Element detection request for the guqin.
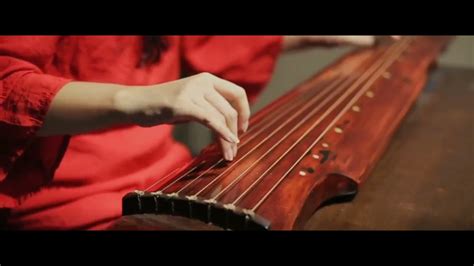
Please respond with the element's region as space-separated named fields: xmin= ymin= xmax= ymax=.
xmin=120 ymin=36 xmax=453 ymax=230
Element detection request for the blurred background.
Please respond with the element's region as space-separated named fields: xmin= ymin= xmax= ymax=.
xmin=174 ymin=36 xmax=474 ymax=155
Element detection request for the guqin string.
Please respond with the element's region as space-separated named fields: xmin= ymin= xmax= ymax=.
xmin=247 ymin=38 xmax=412 ymax=211
xmin=145 ymin=47 xmax=369 ymax=193
xmin=147 ymin=37 xmax=411 ymax=210
xmin=187 ymin=38 xmax=411 ymax=200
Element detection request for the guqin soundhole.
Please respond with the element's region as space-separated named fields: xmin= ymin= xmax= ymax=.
xmin=120 ymin=36 xmax=453 ymax=230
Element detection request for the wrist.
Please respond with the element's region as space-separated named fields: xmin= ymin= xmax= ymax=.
xmin=283 ymin=36 xmax=332 ymax=52
xmin=282 ymin=36 xmax=306 ymax=52
xmin=112 ymin=86 xmax=146 ymax=125
xmin=113 ymin=85 xmax=172 ymax=126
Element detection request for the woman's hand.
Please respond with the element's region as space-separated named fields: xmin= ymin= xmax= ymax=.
xmin=283 ymin=36 xmax=401 ymax=51
xmin=115 ymin=72 xmax=250 ymax=161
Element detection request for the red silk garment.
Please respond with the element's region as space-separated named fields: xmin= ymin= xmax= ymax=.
xmin=0 ymin=36 xmax=282 ymax=229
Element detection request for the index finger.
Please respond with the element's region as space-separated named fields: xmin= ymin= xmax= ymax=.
xmin=210 ymin=76 xmax=251 ymax=133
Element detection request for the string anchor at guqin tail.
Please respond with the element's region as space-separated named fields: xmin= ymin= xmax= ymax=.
xmin=122 ymin=190 xmax=272 ymax=230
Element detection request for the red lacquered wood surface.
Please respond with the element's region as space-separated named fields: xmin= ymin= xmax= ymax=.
xmin=115 ymin=36 xmax=454 ymax=230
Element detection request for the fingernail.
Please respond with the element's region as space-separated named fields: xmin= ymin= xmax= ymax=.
xmin=225 ymin=149 xmax=233 ymax=161
xmin=229 ymin=133 xmax=240 ymax=144
xmin=224 ymin=134 xmax=237 ymax=144
xmin=233 ymin=145 xmax=237 ymax=158
xmin=243 ymin=121 xmax=249 ymax=133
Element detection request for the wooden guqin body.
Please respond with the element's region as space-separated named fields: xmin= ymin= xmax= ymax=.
xmin=121 ymin=36 xmax=453 ymax=230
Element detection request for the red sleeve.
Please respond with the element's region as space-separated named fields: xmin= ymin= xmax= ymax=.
xmin=181 ymin=36 xmax=283 ymax=103
xmin=0 ymin=36 xmax=72 ymax=186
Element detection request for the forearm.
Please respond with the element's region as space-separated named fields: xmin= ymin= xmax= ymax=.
xmin=36 ymin=73 xmax=250 ymax=161
xmin=282 ymin=36 xmax=388 ymax=52
xmin=37 ymin=81 xmax=136 ymax=136
xmin=282 ymin=36 xmax=334 ymax=51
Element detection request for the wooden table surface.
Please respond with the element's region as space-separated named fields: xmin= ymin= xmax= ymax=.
xmin=304 ymin=66 xmax=474 ymax=230
xmin=111 ymin=65 xmax=474 ymax=230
